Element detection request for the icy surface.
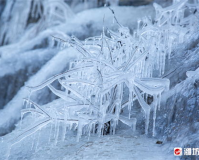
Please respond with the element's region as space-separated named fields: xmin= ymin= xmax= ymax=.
xmin=0 ymin=119 xmax=177 ymax=160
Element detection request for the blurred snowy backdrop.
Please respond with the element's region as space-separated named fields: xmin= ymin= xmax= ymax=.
xmin=0 ymin=0 xmax=199 ymax=160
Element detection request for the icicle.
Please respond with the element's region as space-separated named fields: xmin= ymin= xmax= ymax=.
xmin=54 ymin=119 xmax=58 ymax=139
xmin=77 ymin=122 xmax=83 ymax=142
xmin=31 ymin=133 xmax=36 ymax=150
xmin=145 ymin=109 xmax=150 ymax=135
xmin=25 ymin=101 xmax=28 ymax=109
xmin=152 ymin=94 xmax=158 ymax=136
xmin=128 ymin=91 xmax=133 ymax=119
xmin=55 ymin=121 xmax=60 ymax=145
xmin=62 ymin=122 xmax=67 ymax=142
xmin=157 ymin=93 xmax=161 ymax=110
xmin=132 ymin=118 xmax=137 ymax=132
xmin=92 ymin=123 xmax=95 ymax=134
xmin=69 ymin=122 xmax=73 ymax=130
xmin=35 ymin=129 xmax=41 ymax=151
xmin=48 ymin=121 xmax=53 ymax=144
xmin=88 ymin=123 xmax=92 ymax=139
xmin=112 ymin=120 xmax=116 ymax=135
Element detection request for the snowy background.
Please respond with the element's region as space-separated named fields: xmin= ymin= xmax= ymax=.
xmin=0 ymin=0 xmax=199 ymax=160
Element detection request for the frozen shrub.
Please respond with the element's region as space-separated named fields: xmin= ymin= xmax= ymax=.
xmin=10 ymin=0 xmax=199 ymax=148
xmin=0 ymin=0 xmax=73 ymax=45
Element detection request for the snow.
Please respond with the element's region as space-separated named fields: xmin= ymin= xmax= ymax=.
xmin=164 ymin=67 xmax=199 ymax=100
xmin=157 ymin=66 xmax=199 ymax=153
xmin=0 ymin=119 xmax=177 ymax=160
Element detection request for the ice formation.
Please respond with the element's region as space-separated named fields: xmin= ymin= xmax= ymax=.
xmin=8 ymin=0 xmax=199 ymax=148
xmin=0 ymin=0 xmax=73 ymax=45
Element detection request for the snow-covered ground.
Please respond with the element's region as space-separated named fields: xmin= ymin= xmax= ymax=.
xmin=0 ymin=123 xmax=177 ymax=160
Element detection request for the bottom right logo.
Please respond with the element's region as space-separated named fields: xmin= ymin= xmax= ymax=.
xmin=174 ymin=147 xmax=199 ymax=156
xmin=174 ymin=148 xmax=182 ymax=156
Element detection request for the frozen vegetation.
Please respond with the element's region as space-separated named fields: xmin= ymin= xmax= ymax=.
xmin=0 ymin=0 xmax=199 ymax=160
xmin=0 ymin=0 xmax=155 ymax=136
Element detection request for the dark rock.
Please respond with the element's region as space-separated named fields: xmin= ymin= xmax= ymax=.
xmin=156 ymin=140 xmax=163 ymax=144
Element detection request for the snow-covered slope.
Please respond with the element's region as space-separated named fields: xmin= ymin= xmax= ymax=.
xmin=155 ymin=66 xmax=199 ymax=159
xmin=63 ymin=5 xmax=155 ymax=39
xmin=0 ymin=119 xmax=176 ymax=160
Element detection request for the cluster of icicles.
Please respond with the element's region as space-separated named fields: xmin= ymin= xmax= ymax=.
xmin=10 ymin=0 xmax=199 ymax=148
